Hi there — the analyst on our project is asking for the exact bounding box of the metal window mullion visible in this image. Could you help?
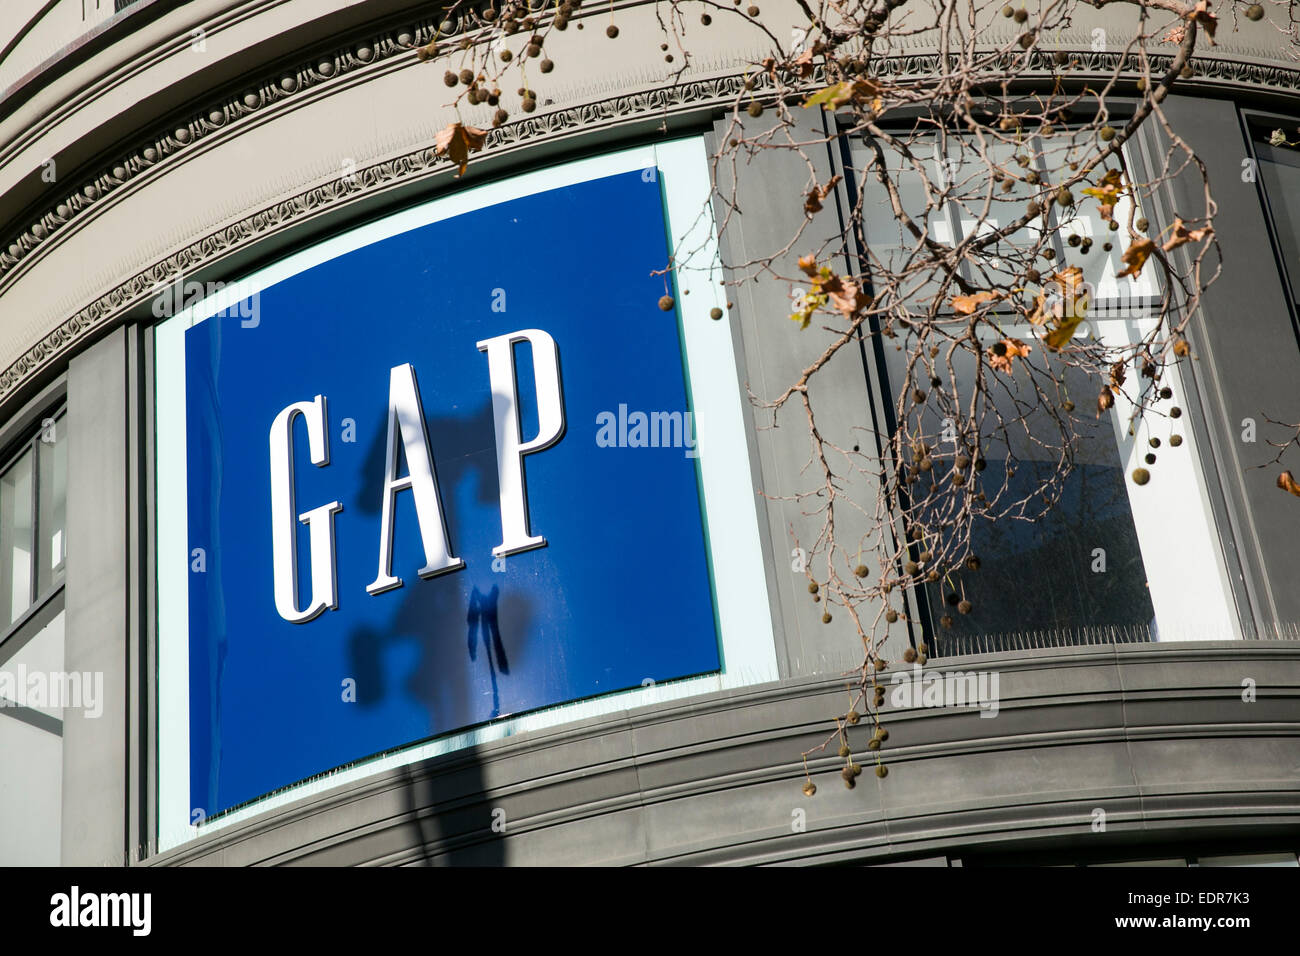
[936,138,973,289]
[1027,135,1069,264]
[945,202,974,288]
[31,433,41,608]
[841,133,934,654]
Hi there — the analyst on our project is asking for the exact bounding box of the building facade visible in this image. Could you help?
[1,0,1299,866]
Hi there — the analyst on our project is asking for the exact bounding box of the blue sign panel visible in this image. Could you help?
[185,169,720,816]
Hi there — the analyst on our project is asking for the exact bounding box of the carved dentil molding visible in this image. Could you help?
[1,22,1299,404]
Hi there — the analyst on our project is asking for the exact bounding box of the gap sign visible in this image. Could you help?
[185,169,721,817]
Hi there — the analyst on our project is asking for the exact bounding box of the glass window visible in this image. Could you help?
[849,132,1237,652]
[0,447,34,626]
[1253,133,1300,307]
[0,409,68,633]
[36,411,67,596]
[885,328,1155,646]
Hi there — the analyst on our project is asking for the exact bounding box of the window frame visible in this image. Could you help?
[0,389,68,655]
[1242,108,1300,336]
[835,111,1248,652]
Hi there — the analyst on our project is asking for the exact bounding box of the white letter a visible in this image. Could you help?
[367,363,464,594]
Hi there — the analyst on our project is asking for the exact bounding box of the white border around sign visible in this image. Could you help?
[155,137,778,852]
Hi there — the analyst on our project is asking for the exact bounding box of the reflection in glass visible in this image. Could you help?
[1255,139,1300,305]
[886,336,1155,653]
[37,413,68,595]
[852,132,1161,312]
[1,447,35,625]
[849,127,1237,651]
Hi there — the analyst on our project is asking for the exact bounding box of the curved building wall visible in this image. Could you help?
[0,0,1297,866]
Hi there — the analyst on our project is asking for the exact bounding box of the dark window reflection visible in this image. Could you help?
[851,129,1159,653]
[883,342,1155,654]
[1255,137,1300,307]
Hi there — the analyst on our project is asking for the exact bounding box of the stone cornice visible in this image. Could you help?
[3,31,1300,407]
[138,640,1300,867]
[0,72,754,406]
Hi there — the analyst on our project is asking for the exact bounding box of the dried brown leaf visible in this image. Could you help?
[821,274,870,317]
[804,175,842,215]
[435,122,488,176]
[1186,0,1218,45]
[1162,217,1213,251]
[951,290,1002,315]
[988,337,1031,373]
[1117,238,1156,279]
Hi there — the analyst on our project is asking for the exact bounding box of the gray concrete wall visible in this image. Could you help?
[61,327,128,866]
[2,0,1300,867]
[147,642,1300,866]
[710,109,911,676]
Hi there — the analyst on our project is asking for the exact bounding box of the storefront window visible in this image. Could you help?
[1253,129,1300,308]
[849,132,1237,650]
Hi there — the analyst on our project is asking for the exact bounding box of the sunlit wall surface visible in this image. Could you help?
[0,0,1298,867]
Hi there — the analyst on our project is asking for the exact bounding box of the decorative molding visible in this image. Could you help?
[1,0,645,285]
[0,68,753,404]
[3,27,1300,404]
[5,20,1300,287]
